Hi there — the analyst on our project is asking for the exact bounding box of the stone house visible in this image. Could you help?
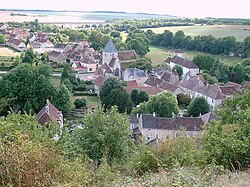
[123,67,148,85]
[48,51,66,63]
[7,38,26,51]
[36,99,63,128]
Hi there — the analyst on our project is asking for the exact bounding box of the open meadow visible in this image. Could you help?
[142,25,250,41]
[146,46,243,66]
[0,46,19,57]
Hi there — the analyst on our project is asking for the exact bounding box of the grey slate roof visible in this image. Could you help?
[129,114,139,123]
[141,114,203,131]
[103,39,118,53]
[201,112,218,124]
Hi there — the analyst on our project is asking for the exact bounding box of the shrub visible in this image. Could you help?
[177,93,191,107]
[74,98,86,108]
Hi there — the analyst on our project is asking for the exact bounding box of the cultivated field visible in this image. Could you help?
[146,46,243,66]
[0,46,19,57]
[142,25,250,41]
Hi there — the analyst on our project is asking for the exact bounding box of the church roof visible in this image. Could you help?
[103,39,118,53]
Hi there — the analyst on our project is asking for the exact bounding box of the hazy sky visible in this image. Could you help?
[1,0,249,18]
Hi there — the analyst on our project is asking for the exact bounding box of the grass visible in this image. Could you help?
[51,76,61,88]
[0,46,19,57]
[146,46,243,67]
[72,95,99,107]
[142,25,250,41]
[121,31,128,42]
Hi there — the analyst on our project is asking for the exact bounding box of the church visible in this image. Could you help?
[98,39,137,80]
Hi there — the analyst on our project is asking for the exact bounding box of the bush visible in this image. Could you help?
[73,83,86,91]
[74,98,86,108]
[73,91,97,96]
[177,93,191,107]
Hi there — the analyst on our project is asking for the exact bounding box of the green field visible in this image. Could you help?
[146,46,243,66]
[72,95,99,107]
[142,25,250,41]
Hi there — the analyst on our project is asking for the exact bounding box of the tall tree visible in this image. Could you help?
[0,64,57,114]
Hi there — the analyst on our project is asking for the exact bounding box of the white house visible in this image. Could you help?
[7,38,26,51]
[123,67,148,84]
[165,55,199,77]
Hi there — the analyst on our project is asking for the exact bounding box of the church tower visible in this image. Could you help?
[103,39,118,65]
[102,39,122,79]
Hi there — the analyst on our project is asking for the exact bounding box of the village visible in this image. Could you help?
[0,23,250,145]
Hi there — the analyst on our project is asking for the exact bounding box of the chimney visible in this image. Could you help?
[136,113,139,119]
[153,112,156,117]
[172,112,176,118]
[179,112,183,117]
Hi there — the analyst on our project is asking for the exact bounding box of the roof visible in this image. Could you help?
[179,75,205,91]
[195,85,225,100]
[54,43,68,49]
[129,114,139,123]
[30,42,42,48]
[241,81,250,89]
[125,86,161,95]
[147,137,162,146]
[125,68,147,78]
[49,51,61,58]
[165,55,199,69]
[127,80,138,87]
[220,85,241,95]
[118,50,137,62]
[9,38,22,46]
[144,76,163,87]
[141,114,203,131]
[94,75,106,87]
[159,81,179,93]
[36,99,63,127]
[201,112,218,124]
[109,58,117,67]
[225,82,241,90]
[103,39,118,53]
[154,67,165,76]
[81,56,96,64]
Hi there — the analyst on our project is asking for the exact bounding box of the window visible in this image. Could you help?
[89,68,92,72]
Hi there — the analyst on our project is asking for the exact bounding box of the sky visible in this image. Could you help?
[1,0,250,18]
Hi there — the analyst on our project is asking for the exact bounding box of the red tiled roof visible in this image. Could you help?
[118,50,137,62]
[127,80,138,87]
[94,75,105,87]
[219,85,241,95]
[9,38,22,46]
[144,76,163,87]
[36,99,63,128]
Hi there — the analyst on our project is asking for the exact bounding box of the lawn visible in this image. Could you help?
[146,46,243,67]
[0,46,19,56]
[121,31,128,42]
[142,25,250,41]
[72,95,100,107]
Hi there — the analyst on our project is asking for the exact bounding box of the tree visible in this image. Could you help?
[99,77,123,108]
[193,55,215,71]
[177,93,191,107]
[106,88,133,113]
[55,84,71,114]
[0,64,57,115]
[77,107,134,165]
[172,65,183,78]
[229,63,246,84]
[22,48,35,64]
[74,98,86,109]
[0,34,6,44]
[130,89,149,106]
[133,92,179,118]
[187,97,209,117]
[128,58,152,73]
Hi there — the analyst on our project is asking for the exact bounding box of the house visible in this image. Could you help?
[144,76,163,87]
[36,99,63,128]
[74,56,97,73]
[123,67,148,85]
[76,40,89,48]
[7,38,26,51]
[161,70,180,85]
[30,39,54,54]
[219,85,241,97]
[159,81,184,96]
[165,55,199,77]
[194,85,225,110]
[48,51,66,63]
[94,75,106,95]
[0,23,8,30]
[201,112,218,125]
[135,114,204,142]
[54,43,71,53]
[179,75,205,99]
